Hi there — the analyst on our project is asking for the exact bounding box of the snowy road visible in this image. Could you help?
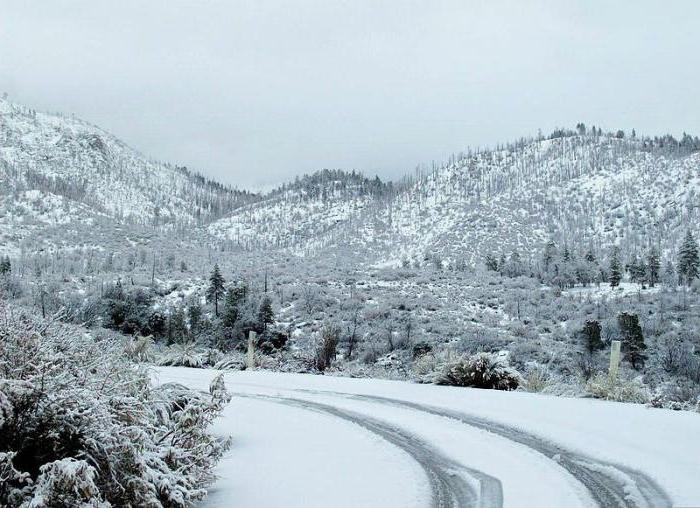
[155,368,699,508]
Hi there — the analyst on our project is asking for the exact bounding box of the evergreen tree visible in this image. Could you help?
[169,306,187,345]
[662,260,676,287]
[628,255,646,287]
[485,254,498,272]
[0,256,10,275]
[229,282,249,307]
[609,247,622,288]
[505,250,523,277]
[257,296,274,332]
[187,301,203,338]
[206,264,226,317]
[222,281,249,328]
[580,320,603,354]
[584,249,596,263]
[678,230,699,286]
[222,290,241,327]
[646,248,660,287]
[618,312,647,370]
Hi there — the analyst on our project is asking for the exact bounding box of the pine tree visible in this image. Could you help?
[618,312,647,370]
[168,306,187,345]
[257,296,274,332]
[187,301,203,338]
[628,255,646,287]
[222,282,250,328]
[678,230,699,286]
[609,247,622,288]
[0,256,10,275]
[498,253,507,275]
[222,290,240,328]
[646,248,660,287]
[662,260,676,287]
[485,254,498,272]
[562,245,571,262]
[580,320,603,354]
[206,264,226,317]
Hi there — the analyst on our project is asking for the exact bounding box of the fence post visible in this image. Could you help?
[247,331,257,370]
[608,340,621,379]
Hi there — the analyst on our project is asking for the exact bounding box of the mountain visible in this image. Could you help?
[209,132,700,266]
[208,169,394,255]
[0,98,258,254]
[2,97,699,267]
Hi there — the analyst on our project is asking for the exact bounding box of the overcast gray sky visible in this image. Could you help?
[1,1,698,189]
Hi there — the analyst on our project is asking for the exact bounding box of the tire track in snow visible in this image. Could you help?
[235,393,503,508]
[292,390,671,508]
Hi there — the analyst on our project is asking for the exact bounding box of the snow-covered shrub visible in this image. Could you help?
[585,373,650,404]
[411,349,456,383]
[28,458,108,508]
[314,323,340,372]
[213,352,246,371]
[436,352,522,390]
[0,302,230,507]
[157,343,206,368]
[522,365,551,392]
[123,334,155,363]
[0,452,31,504]
[649,378,700,410]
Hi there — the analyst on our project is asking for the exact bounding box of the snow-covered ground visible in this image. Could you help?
[155,367,699,508]
[563,282,662,301]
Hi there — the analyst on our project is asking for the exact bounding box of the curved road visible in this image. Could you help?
[239,394,503,508]
[238,390,670,508]
[155,368,693,508]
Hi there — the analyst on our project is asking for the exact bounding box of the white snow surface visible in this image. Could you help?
[155,367,699,508]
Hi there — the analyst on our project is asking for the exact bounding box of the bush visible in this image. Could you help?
[436,352,521,390]
[522,365,551,392]
[649,378,700,410]
[0,302,230,507]
[314,323,340,372]
[412,341,432,359]
[585,373,650,404]
[157,343,206,368]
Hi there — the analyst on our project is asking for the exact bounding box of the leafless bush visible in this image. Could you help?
[585,373,650,403]
[315,322,340,371]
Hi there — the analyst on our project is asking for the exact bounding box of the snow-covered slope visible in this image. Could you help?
[209,135,700,266]
[2,97,698,266]
[207,169,390,254]
[0,98,257,230]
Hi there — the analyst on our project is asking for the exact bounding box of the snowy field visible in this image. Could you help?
[155,367,699,508]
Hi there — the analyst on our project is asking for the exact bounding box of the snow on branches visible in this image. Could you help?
[0,302,231,507]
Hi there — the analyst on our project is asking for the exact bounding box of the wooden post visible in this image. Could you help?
[246,331,257,369]
[609,340,621,379]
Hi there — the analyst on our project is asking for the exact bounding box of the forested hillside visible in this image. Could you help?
[0,98,258,237]
[209,128,700,267]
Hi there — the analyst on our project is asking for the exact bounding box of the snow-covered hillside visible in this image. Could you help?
[0,98,257,231]
[2,98,698,268]
[209,135,700,267]
[207,169,390,254]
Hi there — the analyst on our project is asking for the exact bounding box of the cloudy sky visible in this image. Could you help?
[2,1,698,189]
